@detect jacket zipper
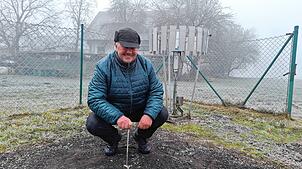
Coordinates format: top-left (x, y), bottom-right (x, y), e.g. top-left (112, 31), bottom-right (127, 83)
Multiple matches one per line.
top-left (128, 63), bottom-right (133, 115)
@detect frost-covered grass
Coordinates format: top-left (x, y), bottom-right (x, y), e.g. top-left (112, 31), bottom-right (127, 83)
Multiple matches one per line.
top-left (172, 78), bottom-right (302, 116)
top-left (1, 75), bottom-right (301, 116)
top-left (0, 106), bottom-right (90, 153)
top-left (0, 75), bottom-right (90, 114)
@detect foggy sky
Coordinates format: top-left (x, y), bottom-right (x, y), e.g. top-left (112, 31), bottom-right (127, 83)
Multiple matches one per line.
top-left (220, 0), bottom-right (302, 79)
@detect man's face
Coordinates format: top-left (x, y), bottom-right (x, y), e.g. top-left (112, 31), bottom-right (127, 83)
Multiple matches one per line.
top-left (115, 42), bottom-right (138, 64)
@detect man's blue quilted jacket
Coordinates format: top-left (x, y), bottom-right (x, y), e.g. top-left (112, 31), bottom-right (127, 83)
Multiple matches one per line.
top-left (87, 51), bottom-right (163, 124)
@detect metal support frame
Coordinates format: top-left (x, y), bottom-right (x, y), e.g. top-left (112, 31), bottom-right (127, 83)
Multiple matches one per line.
top-left (170, 50), bottom-right (184, 115)
top-left (79, 24), bottom-right (84, 105)
top-left (287, 26), bottom-right (299, 117)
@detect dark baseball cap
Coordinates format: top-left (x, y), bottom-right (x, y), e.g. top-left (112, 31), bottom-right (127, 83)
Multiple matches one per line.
top-left (114, 28), bottom-right (141, 48)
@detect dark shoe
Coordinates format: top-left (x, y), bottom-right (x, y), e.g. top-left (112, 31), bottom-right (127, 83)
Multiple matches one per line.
top-left (104, 144), bottom-right (118, 156)
top-left (104, 134), bottom-right (121, 156)
top-left (133, 134), bottom-right (151, 154)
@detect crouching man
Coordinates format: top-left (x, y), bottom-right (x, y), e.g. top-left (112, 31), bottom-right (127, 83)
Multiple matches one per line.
top-left (86, 27), bottom-right (168, 156)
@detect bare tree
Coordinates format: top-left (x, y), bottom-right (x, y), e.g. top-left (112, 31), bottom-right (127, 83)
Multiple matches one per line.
top-left (149, 0), bottom-right (186, 26)
top-left (65, 0), bottom-right (95, 51)
top-left (110, 0), bottom-right (149, 25)
top-left (150, 0), bottom-right (259, 78)
top-left (197, 26), bottom-right (259, 78)
top-left (0, 0), bottom-right (58, 57)
top-left (207, 23), bottom-right (258, 77)
top-left (150, 0), bottom-right (233, 30)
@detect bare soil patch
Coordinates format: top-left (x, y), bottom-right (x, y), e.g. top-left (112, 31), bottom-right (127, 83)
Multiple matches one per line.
top-left (0, 128), bottom-right (283, 169)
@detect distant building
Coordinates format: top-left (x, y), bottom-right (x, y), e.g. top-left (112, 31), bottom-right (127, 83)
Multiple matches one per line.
top-left (86, 11), bottom-right (152, 54)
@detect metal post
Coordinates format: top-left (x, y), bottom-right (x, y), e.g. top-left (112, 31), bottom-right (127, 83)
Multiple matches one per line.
top-left (79, 24), bottom-right (84, 105)
top-left (168, 53), bottom-right (172, 112)
top-left (172, 52), bottom-right (177, 115)
top-left (172, 73), bottom-right (177, 115)
top-left (162, 54), bottom-right (169, 108)
top-left (287, 26), bottom-right (299, 117)
top-left (124, 129), bottom-right (131, 169)
top-left (171, 50), bottom-right (182, 115)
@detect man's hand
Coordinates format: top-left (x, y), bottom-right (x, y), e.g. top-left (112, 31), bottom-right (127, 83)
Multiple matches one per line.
top-left (117, 115), bottom-right (132, 129)
top-left (138, 115), bottom-right (153, 129)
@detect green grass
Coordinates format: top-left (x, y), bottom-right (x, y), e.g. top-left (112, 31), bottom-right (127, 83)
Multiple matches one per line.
top-left (163, 123), bottom-right (217, 140)
top-left (162, 123), bottom-right (265, 158)
top-left (0, 106), bottom-right (90, 153)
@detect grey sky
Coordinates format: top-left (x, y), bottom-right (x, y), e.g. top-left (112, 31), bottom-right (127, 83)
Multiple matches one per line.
top-left (96, 0), bottom-right (302, 79)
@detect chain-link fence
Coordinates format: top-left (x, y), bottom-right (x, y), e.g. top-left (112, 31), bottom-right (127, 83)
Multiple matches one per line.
top-left (293, 79), bottom-right (302, 118)
top-left (0, 21), bottom-right (300, 117)
top-left (190, 35), bottom-right (291, 111)
top-left (0, 21), bottom-right (91, 114)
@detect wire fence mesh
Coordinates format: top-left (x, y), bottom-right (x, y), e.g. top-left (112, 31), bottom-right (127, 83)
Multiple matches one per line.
top-left (293, 79), bottom-right (302, 118)
top-left (0, 21), bottom-right (300, 117)
top-left (156, 34), bottom-right (296, 115)
top-left (0, 21), bottom-right (82, 114)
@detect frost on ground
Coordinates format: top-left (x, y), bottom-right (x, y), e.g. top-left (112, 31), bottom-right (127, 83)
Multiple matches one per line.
top-left (1, 75), bottom-right (301, 117)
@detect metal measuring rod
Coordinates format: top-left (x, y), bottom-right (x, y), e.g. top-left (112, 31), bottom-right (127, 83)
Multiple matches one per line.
top-left (123, 129), bottom-right (131, 169)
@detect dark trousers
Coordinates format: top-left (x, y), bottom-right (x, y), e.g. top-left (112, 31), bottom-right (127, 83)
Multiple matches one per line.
top-left (86, 107), bottom-right (169, 145)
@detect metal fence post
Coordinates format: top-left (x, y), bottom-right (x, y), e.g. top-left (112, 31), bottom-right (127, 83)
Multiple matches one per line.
top-left (287, 25), bottom-right (299, 117)
top-left (79, 24), bottom-right (84, 105)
